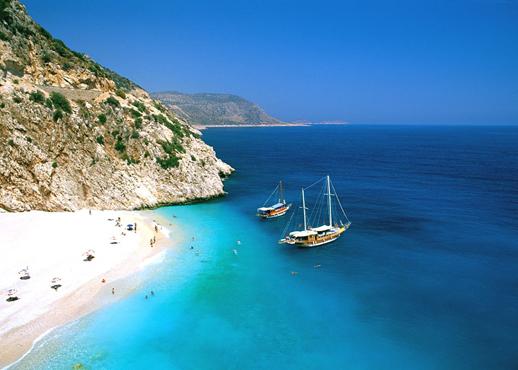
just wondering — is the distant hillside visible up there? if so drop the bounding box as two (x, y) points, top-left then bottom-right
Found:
(152, 91), (284, 126)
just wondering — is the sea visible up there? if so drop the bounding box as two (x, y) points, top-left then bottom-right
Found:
(12, 125), (518, 370)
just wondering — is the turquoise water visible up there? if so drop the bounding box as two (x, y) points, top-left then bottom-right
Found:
(13, 125), (518, 369)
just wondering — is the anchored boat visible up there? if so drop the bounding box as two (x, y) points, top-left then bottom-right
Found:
(257, 181), (291, 219)
(279, 175), (351, 247)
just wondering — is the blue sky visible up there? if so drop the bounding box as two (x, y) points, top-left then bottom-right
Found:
(23, 0), (518, 124)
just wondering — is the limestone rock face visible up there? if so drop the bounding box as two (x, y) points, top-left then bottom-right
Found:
(0, 0), (232, 211)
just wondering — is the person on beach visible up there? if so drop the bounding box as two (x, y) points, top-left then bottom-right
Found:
(151, 290), (155, 296)
(154, 225), (158, 233)
(145, 295), (148, 300)
(134, 222), (137, 232)
(101, 278), (106, 283)
(112, 288), (115, 295)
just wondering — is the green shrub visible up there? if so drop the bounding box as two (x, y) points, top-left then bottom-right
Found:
(62, 62), (72, 71)
(13, 95), (22, 103)
(78, 104), (90, 119)
(88, 64), (100, 74)
(130, 109), (141, 119)
(13, 79), (18, 85)
(0, 0), (11, 22)
(153, 114), (187, 137)
(144, 151), (150, 158)
(71, 50), (85, 60)
(52, 161), (58, 168)
(29, 90), (45, 104)
(130, 130), (139, 139)
(121, 153), (139, 165)
(115, 89), (126, 99)
(111, 129), (120, 138)
(45, 98), (53, 109)
(156, 155), (179, 169)
(53, 110), (63, 122)
(164, 120), (184, 138)
(8, 139), (14, 146)
(37, 25), (52, 40)
(134, 117), (143, 129)
(87, 62), (107, 77)
(153, 101), (166, 112)
(0, 102), (5, 108)
(105, 96), (120, 108)
(50, 92), (71, 113)
(160, 139), (184, 154)
(0, 30), (9, 41)
(41, 52), (51, 64)
(26, 136), (32, 143)
(97, 114), (107, 124)
(191, 155), (196, 161)
(114, 138), (126, 152)
(152, 114), (169, 125)
(96, 136), (104, 145)
(14, 24), (33, 37)
(53, 39), (69, 57)
(132, 100), (146, 113)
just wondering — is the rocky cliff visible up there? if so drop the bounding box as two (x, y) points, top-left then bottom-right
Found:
(152, 91), (284, 127)
(0, 0), (232, 212)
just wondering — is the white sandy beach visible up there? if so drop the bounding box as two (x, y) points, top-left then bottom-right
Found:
(0, 209), (170, 368)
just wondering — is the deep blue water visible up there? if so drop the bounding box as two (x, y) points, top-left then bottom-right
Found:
(14, 125), (518, 369)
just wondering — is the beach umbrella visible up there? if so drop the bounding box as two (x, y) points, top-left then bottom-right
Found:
(18, 267), (30, 279)
(6, 288), (19, 302)
(83, 249), (95, 261)
(51, 277), (62, 291)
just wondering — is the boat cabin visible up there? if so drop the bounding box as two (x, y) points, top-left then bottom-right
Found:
(257, 202), (286, 217)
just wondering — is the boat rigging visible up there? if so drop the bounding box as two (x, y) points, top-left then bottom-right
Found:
(279, 175), (351, 247)
(257, 181), (292, 219)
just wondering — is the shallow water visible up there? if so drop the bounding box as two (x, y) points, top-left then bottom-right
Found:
(14, 125), (518, 369)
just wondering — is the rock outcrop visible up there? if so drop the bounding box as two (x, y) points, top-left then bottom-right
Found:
(0, 0), (232, 212)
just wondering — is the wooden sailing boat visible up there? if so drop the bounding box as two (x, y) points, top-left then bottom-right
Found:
(257, 181), (291, 219)
(279, 175), (351, 247)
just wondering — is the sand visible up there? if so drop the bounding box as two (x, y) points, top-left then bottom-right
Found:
(0, 209), (171, 368)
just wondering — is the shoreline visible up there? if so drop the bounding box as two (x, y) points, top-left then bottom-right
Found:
(194, 122), (350, 130)
(0, 210), (174, 369)
(193, 123), (309, 130)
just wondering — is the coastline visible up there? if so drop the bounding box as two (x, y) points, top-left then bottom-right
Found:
(0, 210), (174, 369)
(193, 123), (309, 130)
(193, 122), (350, 130)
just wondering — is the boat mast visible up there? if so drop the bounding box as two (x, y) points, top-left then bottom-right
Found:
(327, 175), (332, 226)
(302, 188), (307, 231)
(279, 181), (284, 203)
